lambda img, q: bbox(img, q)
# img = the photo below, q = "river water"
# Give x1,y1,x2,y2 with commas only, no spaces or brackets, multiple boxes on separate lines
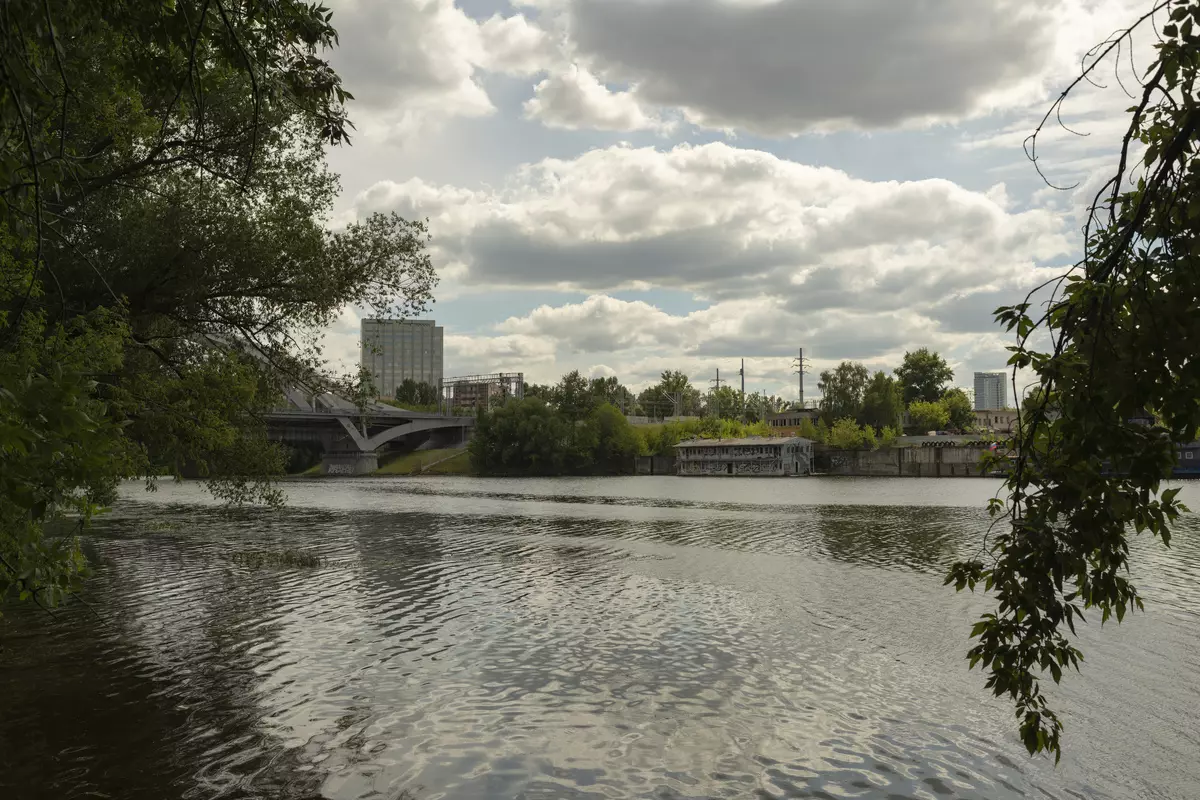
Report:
2,477,1199,800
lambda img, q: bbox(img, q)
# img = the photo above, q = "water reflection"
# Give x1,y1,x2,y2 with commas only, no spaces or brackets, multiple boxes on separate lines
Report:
1,477,1198,799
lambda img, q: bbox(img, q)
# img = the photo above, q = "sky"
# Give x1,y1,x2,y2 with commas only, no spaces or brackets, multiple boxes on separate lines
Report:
317,0,1161,401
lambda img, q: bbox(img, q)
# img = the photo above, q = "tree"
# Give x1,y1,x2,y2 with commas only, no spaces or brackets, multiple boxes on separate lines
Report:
941,388,975,432
396,378,420,404
589,376,639,415
1,1,434,616
946,4,1200,759
469,398,571,476
826,417,872,449
817,361,870,422
894,348,954,404
743,391,786,423
524,383,554,401
416,382,439,407
583,404,643,473
704,385,741,419
638,370,702,418
861,371,904,429
553,370,594,420
908,400,949,432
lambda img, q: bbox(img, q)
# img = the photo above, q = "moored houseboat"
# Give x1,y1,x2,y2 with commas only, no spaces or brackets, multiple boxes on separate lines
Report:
675,436,813,477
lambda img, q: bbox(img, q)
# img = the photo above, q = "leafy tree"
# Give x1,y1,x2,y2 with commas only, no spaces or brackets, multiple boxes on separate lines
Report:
589,376,639,415
894,348,954,404
638,370,702,418
940,388,975,432
583,404,644,473
861,371,904,429
817,361,870,422
826,417,872,449
704,385,741,419
396,378,420,404
946,3,1200,759
553,370,595,421
416,381,439,407
743,391,786,423
469,398,570,476
1,1,434,615
470,400,641,474
523,383,554,401
797,417,822,443
909,400,950,432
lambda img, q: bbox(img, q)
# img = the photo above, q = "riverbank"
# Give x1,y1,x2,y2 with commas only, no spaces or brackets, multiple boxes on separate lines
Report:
374,448,471,475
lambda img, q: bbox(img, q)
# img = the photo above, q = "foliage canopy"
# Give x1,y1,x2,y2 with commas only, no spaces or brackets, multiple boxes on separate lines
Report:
1,1,435,615
948,0,1200,760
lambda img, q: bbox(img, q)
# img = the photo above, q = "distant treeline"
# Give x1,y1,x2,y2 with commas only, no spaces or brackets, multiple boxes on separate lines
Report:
468,399,773,476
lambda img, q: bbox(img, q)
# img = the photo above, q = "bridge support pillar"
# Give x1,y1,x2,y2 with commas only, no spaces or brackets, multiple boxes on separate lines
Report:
321,450,378,476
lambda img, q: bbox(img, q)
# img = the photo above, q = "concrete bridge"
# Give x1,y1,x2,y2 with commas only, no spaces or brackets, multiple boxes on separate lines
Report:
267,386,474,475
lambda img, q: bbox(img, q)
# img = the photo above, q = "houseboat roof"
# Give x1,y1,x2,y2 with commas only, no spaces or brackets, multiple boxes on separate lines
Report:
674,436,813,448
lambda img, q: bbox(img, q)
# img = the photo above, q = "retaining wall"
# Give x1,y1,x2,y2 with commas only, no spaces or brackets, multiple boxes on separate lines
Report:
817,446,993,477
635,454,678,475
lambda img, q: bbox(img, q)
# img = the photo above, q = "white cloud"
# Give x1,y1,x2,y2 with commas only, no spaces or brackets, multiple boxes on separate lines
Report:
478,13,560,75
524,66,674,133
354,141,1072,308
346,140,1075,388
326,0,558,141
445,332,557,377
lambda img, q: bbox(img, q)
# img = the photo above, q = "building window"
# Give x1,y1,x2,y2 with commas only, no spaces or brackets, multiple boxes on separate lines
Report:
1187,452,1194,460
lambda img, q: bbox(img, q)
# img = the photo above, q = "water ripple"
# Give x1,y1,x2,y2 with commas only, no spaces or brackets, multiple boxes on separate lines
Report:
2,478,1199,799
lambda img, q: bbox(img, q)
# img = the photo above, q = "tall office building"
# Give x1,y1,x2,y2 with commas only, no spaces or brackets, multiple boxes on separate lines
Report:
361,319,444,397
973,372,1008,410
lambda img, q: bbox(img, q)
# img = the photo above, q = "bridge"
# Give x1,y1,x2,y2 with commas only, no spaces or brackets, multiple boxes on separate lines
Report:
267,385,474,475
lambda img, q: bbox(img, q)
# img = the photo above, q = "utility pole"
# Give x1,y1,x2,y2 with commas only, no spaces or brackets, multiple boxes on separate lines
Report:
792,348,811,408
710,368,724,420
739,359,746,422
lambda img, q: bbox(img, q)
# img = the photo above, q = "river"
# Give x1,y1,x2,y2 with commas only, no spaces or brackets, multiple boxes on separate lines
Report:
2,477,1199,800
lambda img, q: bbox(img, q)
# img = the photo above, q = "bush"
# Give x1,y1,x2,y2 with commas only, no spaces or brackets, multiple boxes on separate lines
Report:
827,417,875,449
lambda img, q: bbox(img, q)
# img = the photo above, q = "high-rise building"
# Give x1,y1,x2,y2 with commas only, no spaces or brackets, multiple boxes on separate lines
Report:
361,319,444,398
974,372,1008,410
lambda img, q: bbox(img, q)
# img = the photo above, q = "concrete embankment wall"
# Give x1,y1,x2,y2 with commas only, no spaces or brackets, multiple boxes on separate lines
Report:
635,455,677,475
816,445,993,477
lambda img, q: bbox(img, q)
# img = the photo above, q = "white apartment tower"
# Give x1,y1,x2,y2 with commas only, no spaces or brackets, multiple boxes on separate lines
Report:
973,372,1008,410
361,319,444,397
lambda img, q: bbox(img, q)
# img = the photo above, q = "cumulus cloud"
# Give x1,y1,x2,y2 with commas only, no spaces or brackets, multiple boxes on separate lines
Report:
533,0,1060,135
445,332,557,377
326,0,558,140
496,294,946,363
345,140,1075,387
355,141,1072,310
524,66,674,133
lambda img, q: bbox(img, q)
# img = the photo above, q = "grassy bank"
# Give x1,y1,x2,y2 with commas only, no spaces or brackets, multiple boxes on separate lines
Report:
375,448,472,476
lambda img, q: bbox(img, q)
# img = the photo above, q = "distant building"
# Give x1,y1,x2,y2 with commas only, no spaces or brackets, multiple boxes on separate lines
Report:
974,372,1008,411
451,380,501,410
675,437,813,477
766,408,821,429
361,319,444,398
973,409,1018,434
